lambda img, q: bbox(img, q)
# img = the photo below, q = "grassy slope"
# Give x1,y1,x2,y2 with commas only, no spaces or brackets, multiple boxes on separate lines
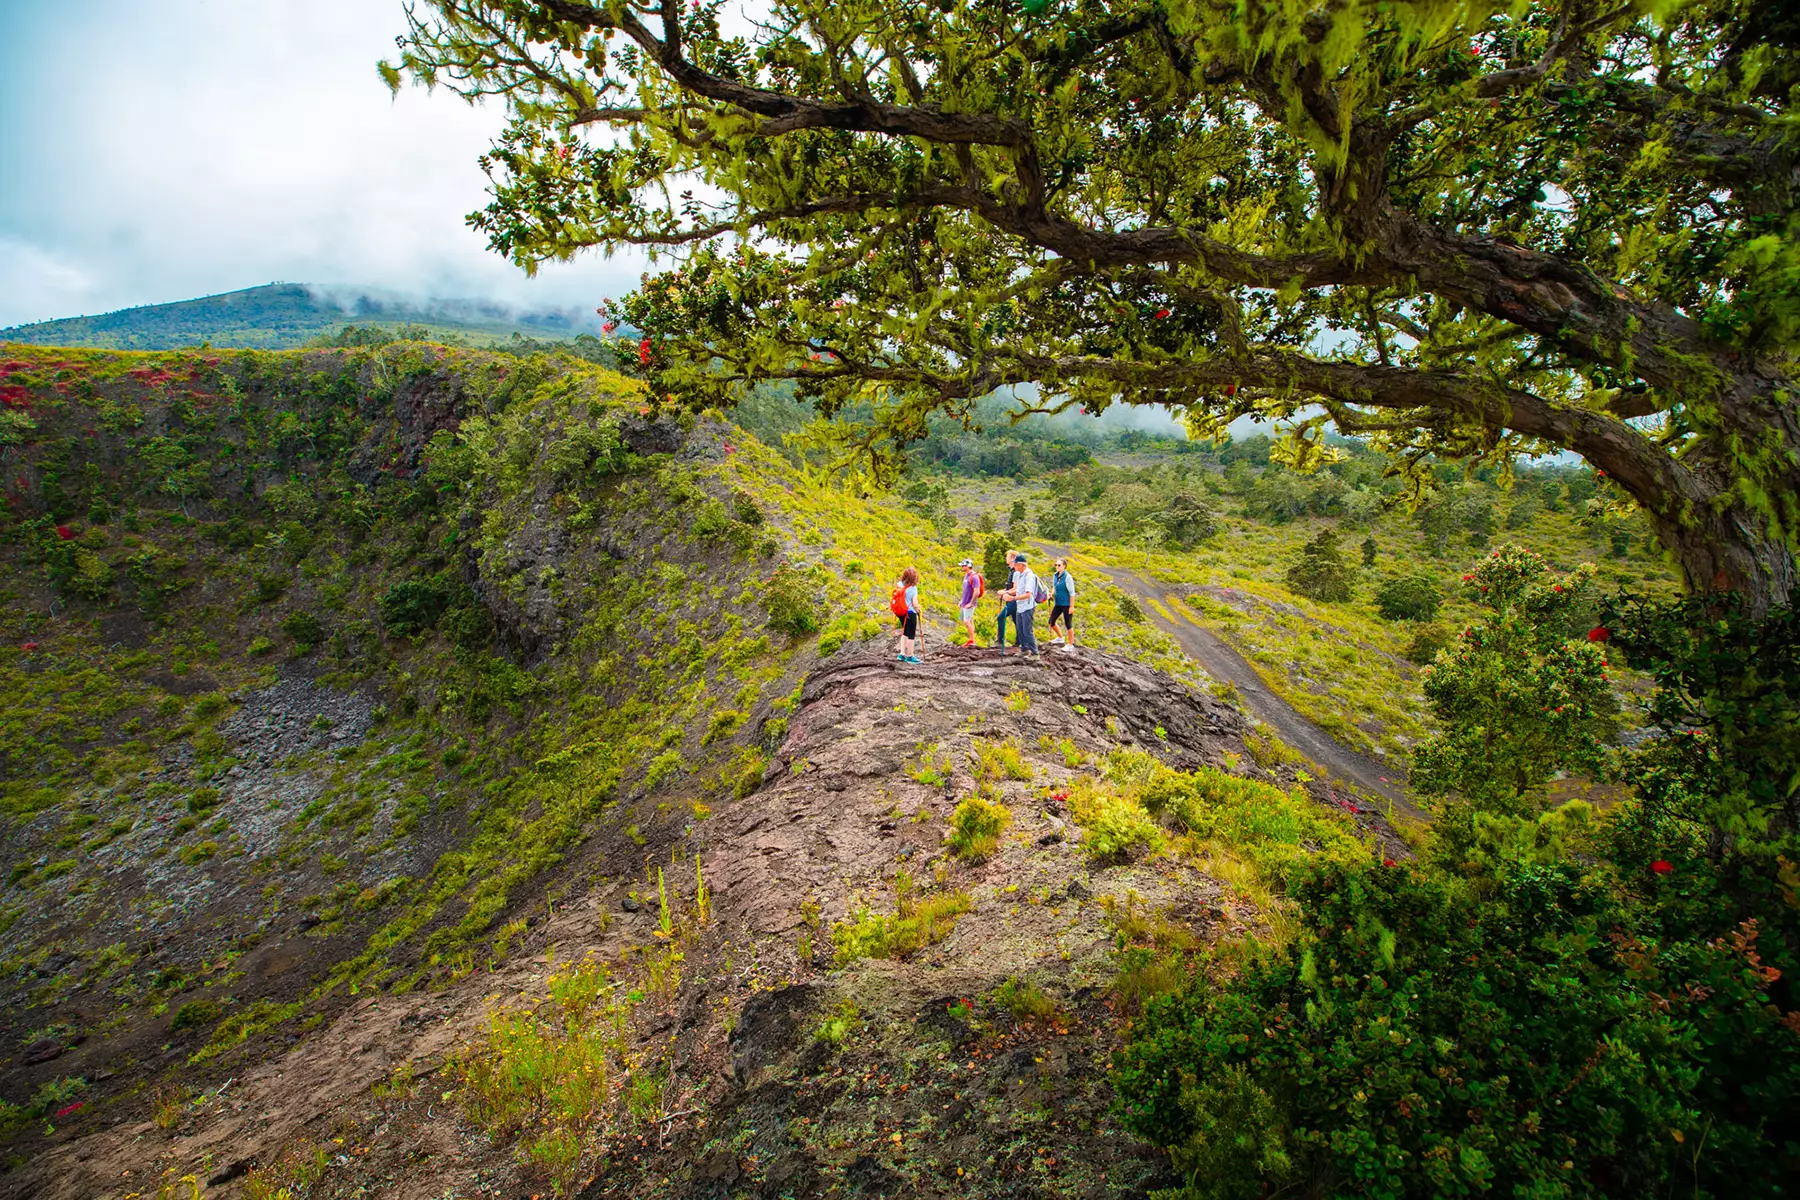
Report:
0,342,868,1143
942,458,1675,763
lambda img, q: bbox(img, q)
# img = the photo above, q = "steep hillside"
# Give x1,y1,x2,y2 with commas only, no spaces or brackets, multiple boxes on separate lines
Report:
0,343,1399,1198
0,284,607,351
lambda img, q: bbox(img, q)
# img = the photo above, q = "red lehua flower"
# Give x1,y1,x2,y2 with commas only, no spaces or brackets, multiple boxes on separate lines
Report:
55,524,74,540
638,338,653,366
54,1101,83,1119
1462,574,1473,581
1650,859,1673,875
1224,384,1237,397
1552,584,1562,592
722,442,736,455
1153,308,1171,319
1587,626,1610,642
1595,470,1605,478
1383,858,1397,868
602,322,617,333
21,641,38,652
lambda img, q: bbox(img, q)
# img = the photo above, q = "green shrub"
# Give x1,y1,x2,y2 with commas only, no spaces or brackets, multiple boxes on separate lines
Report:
643,749,685,790
702,709,746,745
1413,547,1616,811
971,738,1031,782
1114,859,1769,1200
280,610,324,648
63,549,115,601
171,1000,222,1032
1402,623,1452,665
451,956,631,1195
1137,756,1366,884
1373,573,1441,621
379,575,455,637
832,874,971,964
991,976,1059,1022
1283,529,1353,603
764,565,820,639
1116,592,1145,623
1067,779,1164,861
947,795,1010,860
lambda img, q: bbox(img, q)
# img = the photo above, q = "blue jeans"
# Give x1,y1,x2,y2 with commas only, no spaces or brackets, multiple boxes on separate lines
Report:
1016,606,1038,654
996,600,1017,647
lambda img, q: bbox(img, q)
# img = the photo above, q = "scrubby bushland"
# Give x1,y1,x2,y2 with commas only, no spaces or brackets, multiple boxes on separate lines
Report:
1115,568,1800,1200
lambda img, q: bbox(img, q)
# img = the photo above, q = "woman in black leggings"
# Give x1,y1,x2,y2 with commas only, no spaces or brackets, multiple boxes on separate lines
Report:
1048,559,1076,652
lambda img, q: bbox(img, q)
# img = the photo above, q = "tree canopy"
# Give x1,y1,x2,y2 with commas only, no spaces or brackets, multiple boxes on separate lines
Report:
389,0,1800,607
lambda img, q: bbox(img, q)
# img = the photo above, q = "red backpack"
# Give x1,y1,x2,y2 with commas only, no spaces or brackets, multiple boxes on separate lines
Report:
890,586,909,618
974,574,986,600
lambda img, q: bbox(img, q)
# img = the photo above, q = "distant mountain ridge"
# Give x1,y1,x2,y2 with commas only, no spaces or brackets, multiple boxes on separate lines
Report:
0,282,606,350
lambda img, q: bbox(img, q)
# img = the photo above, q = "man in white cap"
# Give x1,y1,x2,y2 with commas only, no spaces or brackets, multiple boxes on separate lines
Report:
957,558,982,646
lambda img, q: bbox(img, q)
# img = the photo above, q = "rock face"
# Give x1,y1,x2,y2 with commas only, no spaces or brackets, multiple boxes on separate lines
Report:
628,642,1258,1200
705,642,1246,940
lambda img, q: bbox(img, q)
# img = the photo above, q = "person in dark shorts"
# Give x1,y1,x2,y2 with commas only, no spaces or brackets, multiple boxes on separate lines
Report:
1048,558,1077,652
897,565,922,663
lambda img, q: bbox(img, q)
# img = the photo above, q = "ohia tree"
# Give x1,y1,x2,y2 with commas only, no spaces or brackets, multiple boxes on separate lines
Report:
388,0,1800,608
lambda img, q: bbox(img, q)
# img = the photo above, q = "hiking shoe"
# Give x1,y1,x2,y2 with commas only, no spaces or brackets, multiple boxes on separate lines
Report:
905,655,921,663
1060,642,1076,654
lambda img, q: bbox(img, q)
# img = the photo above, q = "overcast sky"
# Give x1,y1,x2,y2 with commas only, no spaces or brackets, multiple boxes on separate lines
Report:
0,0,647,327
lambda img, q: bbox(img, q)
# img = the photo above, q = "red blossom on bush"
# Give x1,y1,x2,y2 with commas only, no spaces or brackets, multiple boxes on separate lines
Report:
21,642,38,652
1651,859,1674,875
55,524,74,540
1153,307,1171,319
1383,858,1397,868
54,1101,83,1118
638,337,653,366
1588,626,1610,642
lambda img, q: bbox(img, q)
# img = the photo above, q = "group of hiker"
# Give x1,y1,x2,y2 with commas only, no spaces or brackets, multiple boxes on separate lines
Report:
890,552,1076,663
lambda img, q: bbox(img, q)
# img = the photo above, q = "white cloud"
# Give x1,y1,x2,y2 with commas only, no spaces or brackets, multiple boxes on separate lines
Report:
0,0,647,327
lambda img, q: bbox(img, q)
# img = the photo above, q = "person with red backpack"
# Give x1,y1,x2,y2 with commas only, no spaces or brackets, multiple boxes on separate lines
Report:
892,565,922,663
957,558,983,646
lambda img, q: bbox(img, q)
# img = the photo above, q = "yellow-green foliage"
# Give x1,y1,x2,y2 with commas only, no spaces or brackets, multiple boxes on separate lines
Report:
971,737,1031,782
1005,687,1031,712
452,956,632,1195
990,976,1059,1022
947,794,1010,860
814,998,862,1044
1065,775,1166,861
1131,751,1371,885
832,873,972,964
906,741,953,787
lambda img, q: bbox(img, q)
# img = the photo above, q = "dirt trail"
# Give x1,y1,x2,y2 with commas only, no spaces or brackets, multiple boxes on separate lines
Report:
1096,565,1422,818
